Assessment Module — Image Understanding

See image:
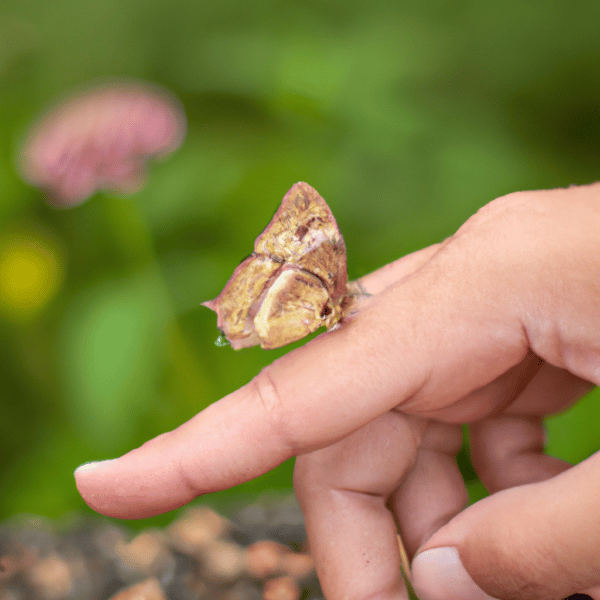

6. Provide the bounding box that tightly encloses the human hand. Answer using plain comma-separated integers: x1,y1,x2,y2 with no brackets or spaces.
75,182,600,600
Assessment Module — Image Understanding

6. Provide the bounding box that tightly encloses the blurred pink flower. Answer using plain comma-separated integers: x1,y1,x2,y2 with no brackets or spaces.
20,81,186,207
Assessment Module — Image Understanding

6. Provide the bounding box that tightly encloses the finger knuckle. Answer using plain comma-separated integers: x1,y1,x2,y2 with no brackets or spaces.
249,367,297,454
457,190,534,236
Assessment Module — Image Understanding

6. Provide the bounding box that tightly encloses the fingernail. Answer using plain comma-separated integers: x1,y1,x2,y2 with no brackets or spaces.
75,459,116,474
411,547,499,600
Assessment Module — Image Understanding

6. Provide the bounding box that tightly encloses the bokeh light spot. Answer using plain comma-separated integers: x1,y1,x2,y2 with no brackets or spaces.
0,233,64,318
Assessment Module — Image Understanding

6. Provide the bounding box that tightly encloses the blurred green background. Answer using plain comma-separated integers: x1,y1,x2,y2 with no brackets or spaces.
1,0,599,528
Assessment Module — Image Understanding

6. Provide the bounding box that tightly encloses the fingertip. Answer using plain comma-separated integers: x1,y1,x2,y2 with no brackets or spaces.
74,458,117,475
74,459,119,516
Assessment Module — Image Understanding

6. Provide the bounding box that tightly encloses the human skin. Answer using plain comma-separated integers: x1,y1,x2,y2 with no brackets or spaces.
76,182,600,600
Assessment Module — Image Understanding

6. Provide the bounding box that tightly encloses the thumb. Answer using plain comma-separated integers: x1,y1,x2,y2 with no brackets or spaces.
411,450,600,600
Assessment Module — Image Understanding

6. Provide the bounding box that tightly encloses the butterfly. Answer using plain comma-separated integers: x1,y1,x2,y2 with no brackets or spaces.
203,182,359,349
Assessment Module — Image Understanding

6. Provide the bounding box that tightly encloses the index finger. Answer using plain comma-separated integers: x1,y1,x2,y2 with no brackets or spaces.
73,248,434,518
75,247,441,519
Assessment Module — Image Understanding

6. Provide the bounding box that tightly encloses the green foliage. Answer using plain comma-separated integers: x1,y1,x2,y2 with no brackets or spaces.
1,0,599,525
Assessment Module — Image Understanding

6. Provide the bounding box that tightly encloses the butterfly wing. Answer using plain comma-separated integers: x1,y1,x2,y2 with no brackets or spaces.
254,182,348,301
204,182,349,350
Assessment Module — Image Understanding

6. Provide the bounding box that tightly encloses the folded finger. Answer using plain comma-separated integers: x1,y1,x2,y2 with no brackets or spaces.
293,410,424,600
390,421,467,558
469,363,593,492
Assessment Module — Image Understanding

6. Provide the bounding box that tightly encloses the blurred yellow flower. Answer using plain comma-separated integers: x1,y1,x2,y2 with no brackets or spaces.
0,233,64,318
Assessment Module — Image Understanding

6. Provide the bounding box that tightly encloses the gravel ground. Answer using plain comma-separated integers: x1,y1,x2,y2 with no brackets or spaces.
0,495,324,600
